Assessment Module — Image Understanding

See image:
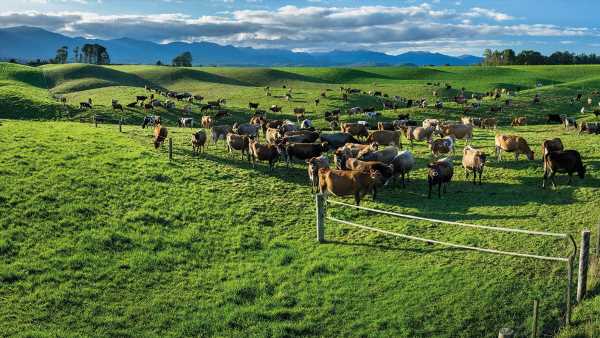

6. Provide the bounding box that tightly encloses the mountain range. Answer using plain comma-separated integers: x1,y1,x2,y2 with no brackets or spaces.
0,26,483,67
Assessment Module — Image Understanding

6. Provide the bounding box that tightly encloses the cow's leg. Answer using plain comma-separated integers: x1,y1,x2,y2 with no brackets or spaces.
372,186,377,201
567,173,573,185
515,152,519,161
478,169,483,185
438,182,442,198
402,173,406,188
550,172,558,189
495,146,501,161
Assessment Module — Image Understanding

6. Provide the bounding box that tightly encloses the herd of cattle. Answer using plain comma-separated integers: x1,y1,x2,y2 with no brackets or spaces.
147,107,591,203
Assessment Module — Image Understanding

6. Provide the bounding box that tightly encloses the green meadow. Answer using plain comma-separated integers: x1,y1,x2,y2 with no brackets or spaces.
1,62,599,337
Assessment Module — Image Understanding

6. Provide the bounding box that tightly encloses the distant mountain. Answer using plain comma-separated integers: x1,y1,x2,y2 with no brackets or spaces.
0,26,483,66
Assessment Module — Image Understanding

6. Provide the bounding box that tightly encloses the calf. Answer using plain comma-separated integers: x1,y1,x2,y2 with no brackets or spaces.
427,157,454,198
495,134,534,161
191,130,207,155
318,168,382,205
307,156,330,193
249,139,280,171
226,133,250,160
462,146,487,185
542,150,586,189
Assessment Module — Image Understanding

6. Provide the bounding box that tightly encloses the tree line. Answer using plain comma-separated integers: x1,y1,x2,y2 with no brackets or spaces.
483,49,600,65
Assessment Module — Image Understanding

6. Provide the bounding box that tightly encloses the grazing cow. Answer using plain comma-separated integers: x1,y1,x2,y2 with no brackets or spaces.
546,114,562,124
462,146,487,185
248,139,280,171
436,124,473,143
320,133,359,150
511,117,527,126
194,95,204,102
318,168,382,205
248,102,259,110
542,150,586,189
542,138,564,156
178,117,194,128
346,159,394,186
270,105,282,113
307,156,330,193
80,102,92,110
366,130,402,148
428,136,455,157
233,123,261,139
142,115,160,129
277,142,328,166
401,126,435,147
341,123,369,139
357,146,399,164
201,116,213,129
427,157,454,199
495,135,534,161
153,125,168,149
136,95,148,103
480,118,497,130
210,125,232,146
391,151,415,188
214,110,230,119
226,133,250,160
579,122,600,135
191,130,207,155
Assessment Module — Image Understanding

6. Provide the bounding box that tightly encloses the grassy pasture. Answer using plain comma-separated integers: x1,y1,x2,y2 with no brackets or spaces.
1,62,600,336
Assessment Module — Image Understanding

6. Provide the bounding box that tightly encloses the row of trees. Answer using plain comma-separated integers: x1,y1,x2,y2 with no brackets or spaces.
53,44,111,65
483,49,600,65
171,52,192,67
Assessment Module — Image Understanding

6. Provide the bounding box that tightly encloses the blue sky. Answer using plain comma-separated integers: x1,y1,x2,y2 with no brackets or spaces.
1,0,599,56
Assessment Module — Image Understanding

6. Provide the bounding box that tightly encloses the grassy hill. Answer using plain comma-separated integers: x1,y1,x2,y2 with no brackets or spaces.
1,62,600,336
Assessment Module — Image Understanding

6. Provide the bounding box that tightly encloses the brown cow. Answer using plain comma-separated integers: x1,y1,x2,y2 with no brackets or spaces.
377,122,395,131
427,157,454,198
511,117,527,126
346,159,394,186
277,142,328,166
401,126,434,147
201,115,213,129
318,168,383,205
366,130,402,148
436,124,472,143
307,155,330,193
542,138,564,156
341,123,369,139
191,130,207,155
248,139,280,171
462,146,487,185
495,135,534,161
357,146,399,164
428,136,455,157
226,133,250,160
481,118,497,129
542,150,586,189
153,125,168,149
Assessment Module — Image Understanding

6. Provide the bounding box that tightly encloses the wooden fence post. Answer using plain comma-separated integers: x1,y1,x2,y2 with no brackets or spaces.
498,328,514,338
168,138,173,161
315,193,325,243
531,300,539,338
119,118,122,133
577,229,591,303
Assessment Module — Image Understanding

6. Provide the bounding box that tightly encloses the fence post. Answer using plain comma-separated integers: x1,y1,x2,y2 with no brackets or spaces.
566,257,573,325
94,115,97,128
316,193,325,243
498,328,514,338
531,300,539,338
168,138,173,161
119,118,122,133
577,229,591,303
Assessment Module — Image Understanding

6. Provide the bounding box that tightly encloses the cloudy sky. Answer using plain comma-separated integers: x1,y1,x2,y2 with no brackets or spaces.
1,0,599,56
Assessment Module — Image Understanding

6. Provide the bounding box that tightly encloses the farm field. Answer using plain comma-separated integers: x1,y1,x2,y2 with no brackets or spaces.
1,62,600,336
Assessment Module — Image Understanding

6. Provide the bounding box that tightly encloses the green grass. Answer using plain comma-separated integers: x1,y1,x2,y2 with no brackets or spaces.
1,62,600,336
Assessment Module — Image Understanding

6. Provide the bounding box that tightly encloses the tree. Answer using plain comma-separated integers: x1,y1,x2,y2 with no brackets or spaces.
54,46,68,64
81,44,110,65
172,52,192,67
156,60,163,66
73,46,80,63
502,49,516,65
